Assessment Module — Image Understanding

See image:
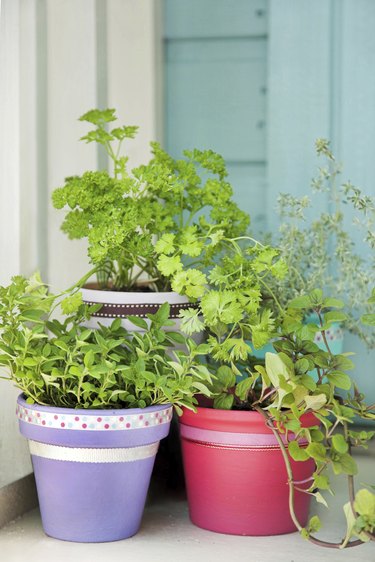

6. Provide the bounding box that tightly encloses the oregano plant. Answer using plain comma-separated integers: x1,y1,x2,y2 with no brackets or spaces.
267,139,375,348
52,108,249,292
0,274,212,412
174,232,375,547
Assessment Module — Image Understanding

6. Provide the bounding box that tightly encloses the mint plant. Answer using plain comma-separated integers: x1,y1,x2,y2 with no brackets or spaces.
52,109,249,292
0,274,212,411
267,139,375,348
175,231,375,547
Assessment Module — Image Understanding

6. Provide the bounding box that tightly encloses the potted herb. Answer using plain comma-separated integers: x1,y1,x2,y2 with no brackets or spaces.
166,235,375,547
264,139,375,355
51,109,249,333
0,274,211,542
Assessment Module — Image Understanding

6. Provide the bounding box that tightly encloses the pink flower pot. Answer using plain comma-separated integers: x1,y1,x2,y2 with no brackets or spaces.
180,407,317,536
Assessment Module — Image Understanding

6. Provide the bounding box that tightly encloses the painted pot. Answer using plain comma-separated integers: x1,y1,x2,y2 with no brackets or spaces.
17,395,172,542
81,285,198,333
179,407,317,536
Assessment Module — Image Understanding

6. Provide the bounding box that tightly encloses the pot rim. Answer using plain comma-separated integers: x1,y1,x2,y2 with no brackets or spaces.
81,285,190,304
180,405,318,434
17,394,172,416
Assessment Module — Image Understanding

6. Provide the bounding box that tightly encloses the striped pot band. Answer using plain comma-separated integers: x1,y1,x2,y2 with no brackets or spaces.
179,424,308,449
82,301,199,319
28,439,159,463
16,405,173,431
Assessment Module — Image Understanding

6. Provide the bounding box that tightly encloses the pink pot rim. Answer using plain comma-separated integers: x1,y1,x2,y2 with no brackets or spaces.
180,406,318,434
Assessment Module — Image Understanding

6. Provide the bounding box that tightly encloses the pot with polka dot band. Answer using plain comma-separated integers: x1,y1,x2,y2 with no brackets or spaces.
17,394,173,542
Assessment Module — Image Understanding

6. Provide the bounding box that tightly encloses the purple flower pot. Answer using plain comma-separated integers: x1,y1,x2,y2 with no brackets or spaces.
17,395,172,542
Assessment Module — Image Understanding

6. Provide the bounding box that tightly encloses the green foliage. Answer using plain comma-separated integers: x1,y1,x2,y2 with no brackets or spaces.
342,488,375,546
0,275,212,410
52,108,249,291
178,227,375,548
267,140,375,348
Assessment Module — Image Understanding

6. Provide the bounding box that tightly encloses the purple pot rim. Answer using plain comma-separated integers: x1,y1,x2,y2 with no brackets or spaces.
17,394,172,416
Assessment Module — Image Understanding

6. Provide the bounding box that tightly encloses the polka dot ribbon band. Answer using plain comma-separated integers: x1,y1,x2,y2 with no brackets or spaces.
17,404,173,431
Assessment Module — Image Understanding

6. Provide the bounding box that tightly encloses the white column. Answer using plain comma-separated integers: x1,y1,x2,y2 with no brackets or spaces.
0,0,32,488
46,0,98,291
106,0,164,165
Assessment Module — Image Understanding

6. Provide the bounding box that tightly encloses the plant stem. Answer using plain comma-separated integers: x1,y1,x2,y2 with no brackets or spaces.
254,406,364,549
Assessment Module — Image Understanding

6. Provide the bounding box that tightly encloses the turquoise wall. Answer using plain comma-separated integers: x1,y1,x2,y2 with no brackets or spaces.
164,0,375,402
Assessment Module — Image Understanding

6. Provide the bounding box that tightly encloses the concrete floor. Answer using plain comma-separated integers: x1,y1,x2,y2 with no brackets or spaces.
1,449,374,562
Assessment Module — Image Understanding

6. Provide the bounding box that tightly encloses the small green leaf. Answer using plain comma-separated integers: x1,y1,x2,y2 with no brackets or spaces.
304,393,327,411
308,515,321,533
288,440,309,461
126,316,148,330
216,365,236,389
235,377,254,401
324,311,347,324
322,298,344,309
213,393,234,410
313,492,328,508
314,474,330,490
265,352,292,387
354,489,375,517
306,442,327,462
361,314,375,326
332,434,349,454
327,371,352,390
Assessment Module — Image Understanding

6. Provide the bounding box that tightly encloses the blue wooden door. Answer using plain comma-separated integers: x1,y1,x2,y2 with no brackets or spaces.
164,0,269,233
164,0,375,403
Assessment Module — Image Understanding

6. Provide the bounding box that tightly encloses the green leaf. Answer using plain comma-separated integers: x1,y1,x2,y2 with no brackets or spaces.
322,298,344,309
111,317,122,331
179,308,205,335
361,313,375,326
332,434,349,454
20,309,45,323
339,453,358,475
126,316,148,330
60,292,83,314
306,442,327,462
314,474,330,490
313,492,328,508
235,376,255,401
288,440,309,461
23,357,38,367
192,382,211,397
84,350,95,369
324,311,347,324
216,365,236,389
354,489,375,517
172,270,207,299
265,352,292,387
288,296,311,309
304,393,327,411
308,515,322,533
327,371,352,390
157,255,183,276
155,233,175,255
300,374,317,392
213,393,234,410
165,331,186,345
